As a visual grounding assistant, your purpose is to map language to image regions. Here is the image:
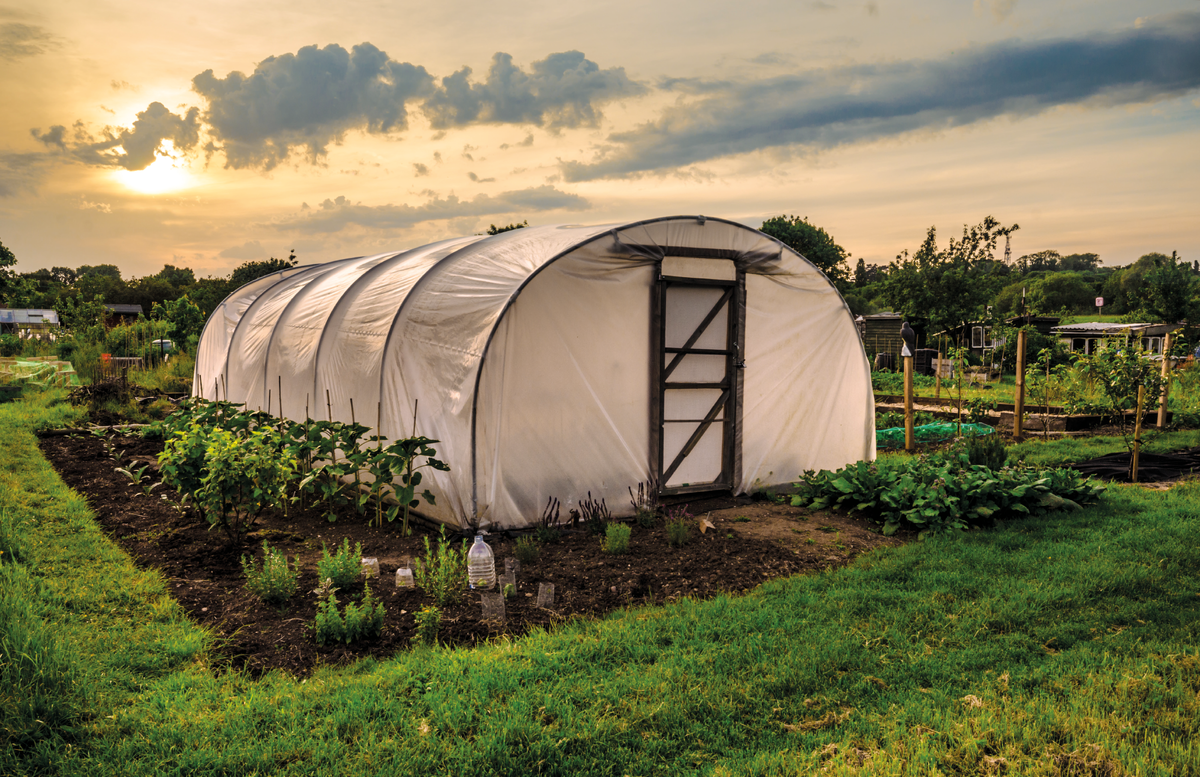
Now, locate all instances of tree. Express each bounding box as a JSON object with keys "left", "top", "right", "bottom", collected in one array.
[
  {"left": 853, "top": 257, "right": 886, "bottom": 287},
  {"left": 486, "top": 221, "right": 528, "bottom": 235},
  {"left": 880, "top": 216, "right": 1019, "bottom": 341},
  {"left": 1142, "top": 251, "right": 1196, "bottom": 323},
  {"left": 1029, "top": 272, "right": 1095, "bottom": 314},
  {"left": 1016, "top": 250, "right": 1061, "bottom": 273},
  {"left": 154, "top": 295, "right": 206, "bottom": 347},
  {"left": 760, "top": 215, "right": 851, "bottom": 286},
  {"left": 0, "top": 238, "right": 39, "bottom": 308},
  {"left": 187, "top": 277, "right": 236, "bottom": 320},
  {"left": 152, "top": 264, "right": 196, "bottom": 289},
  {"left": 229, "top": 251, "right": 298, "bottom": 288},
  {"left": 76, "top": 264, "right": 123, "bottom": 279},
  {"left": 1059, "top": 253, "right": 1101, "bottom": 272}
]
